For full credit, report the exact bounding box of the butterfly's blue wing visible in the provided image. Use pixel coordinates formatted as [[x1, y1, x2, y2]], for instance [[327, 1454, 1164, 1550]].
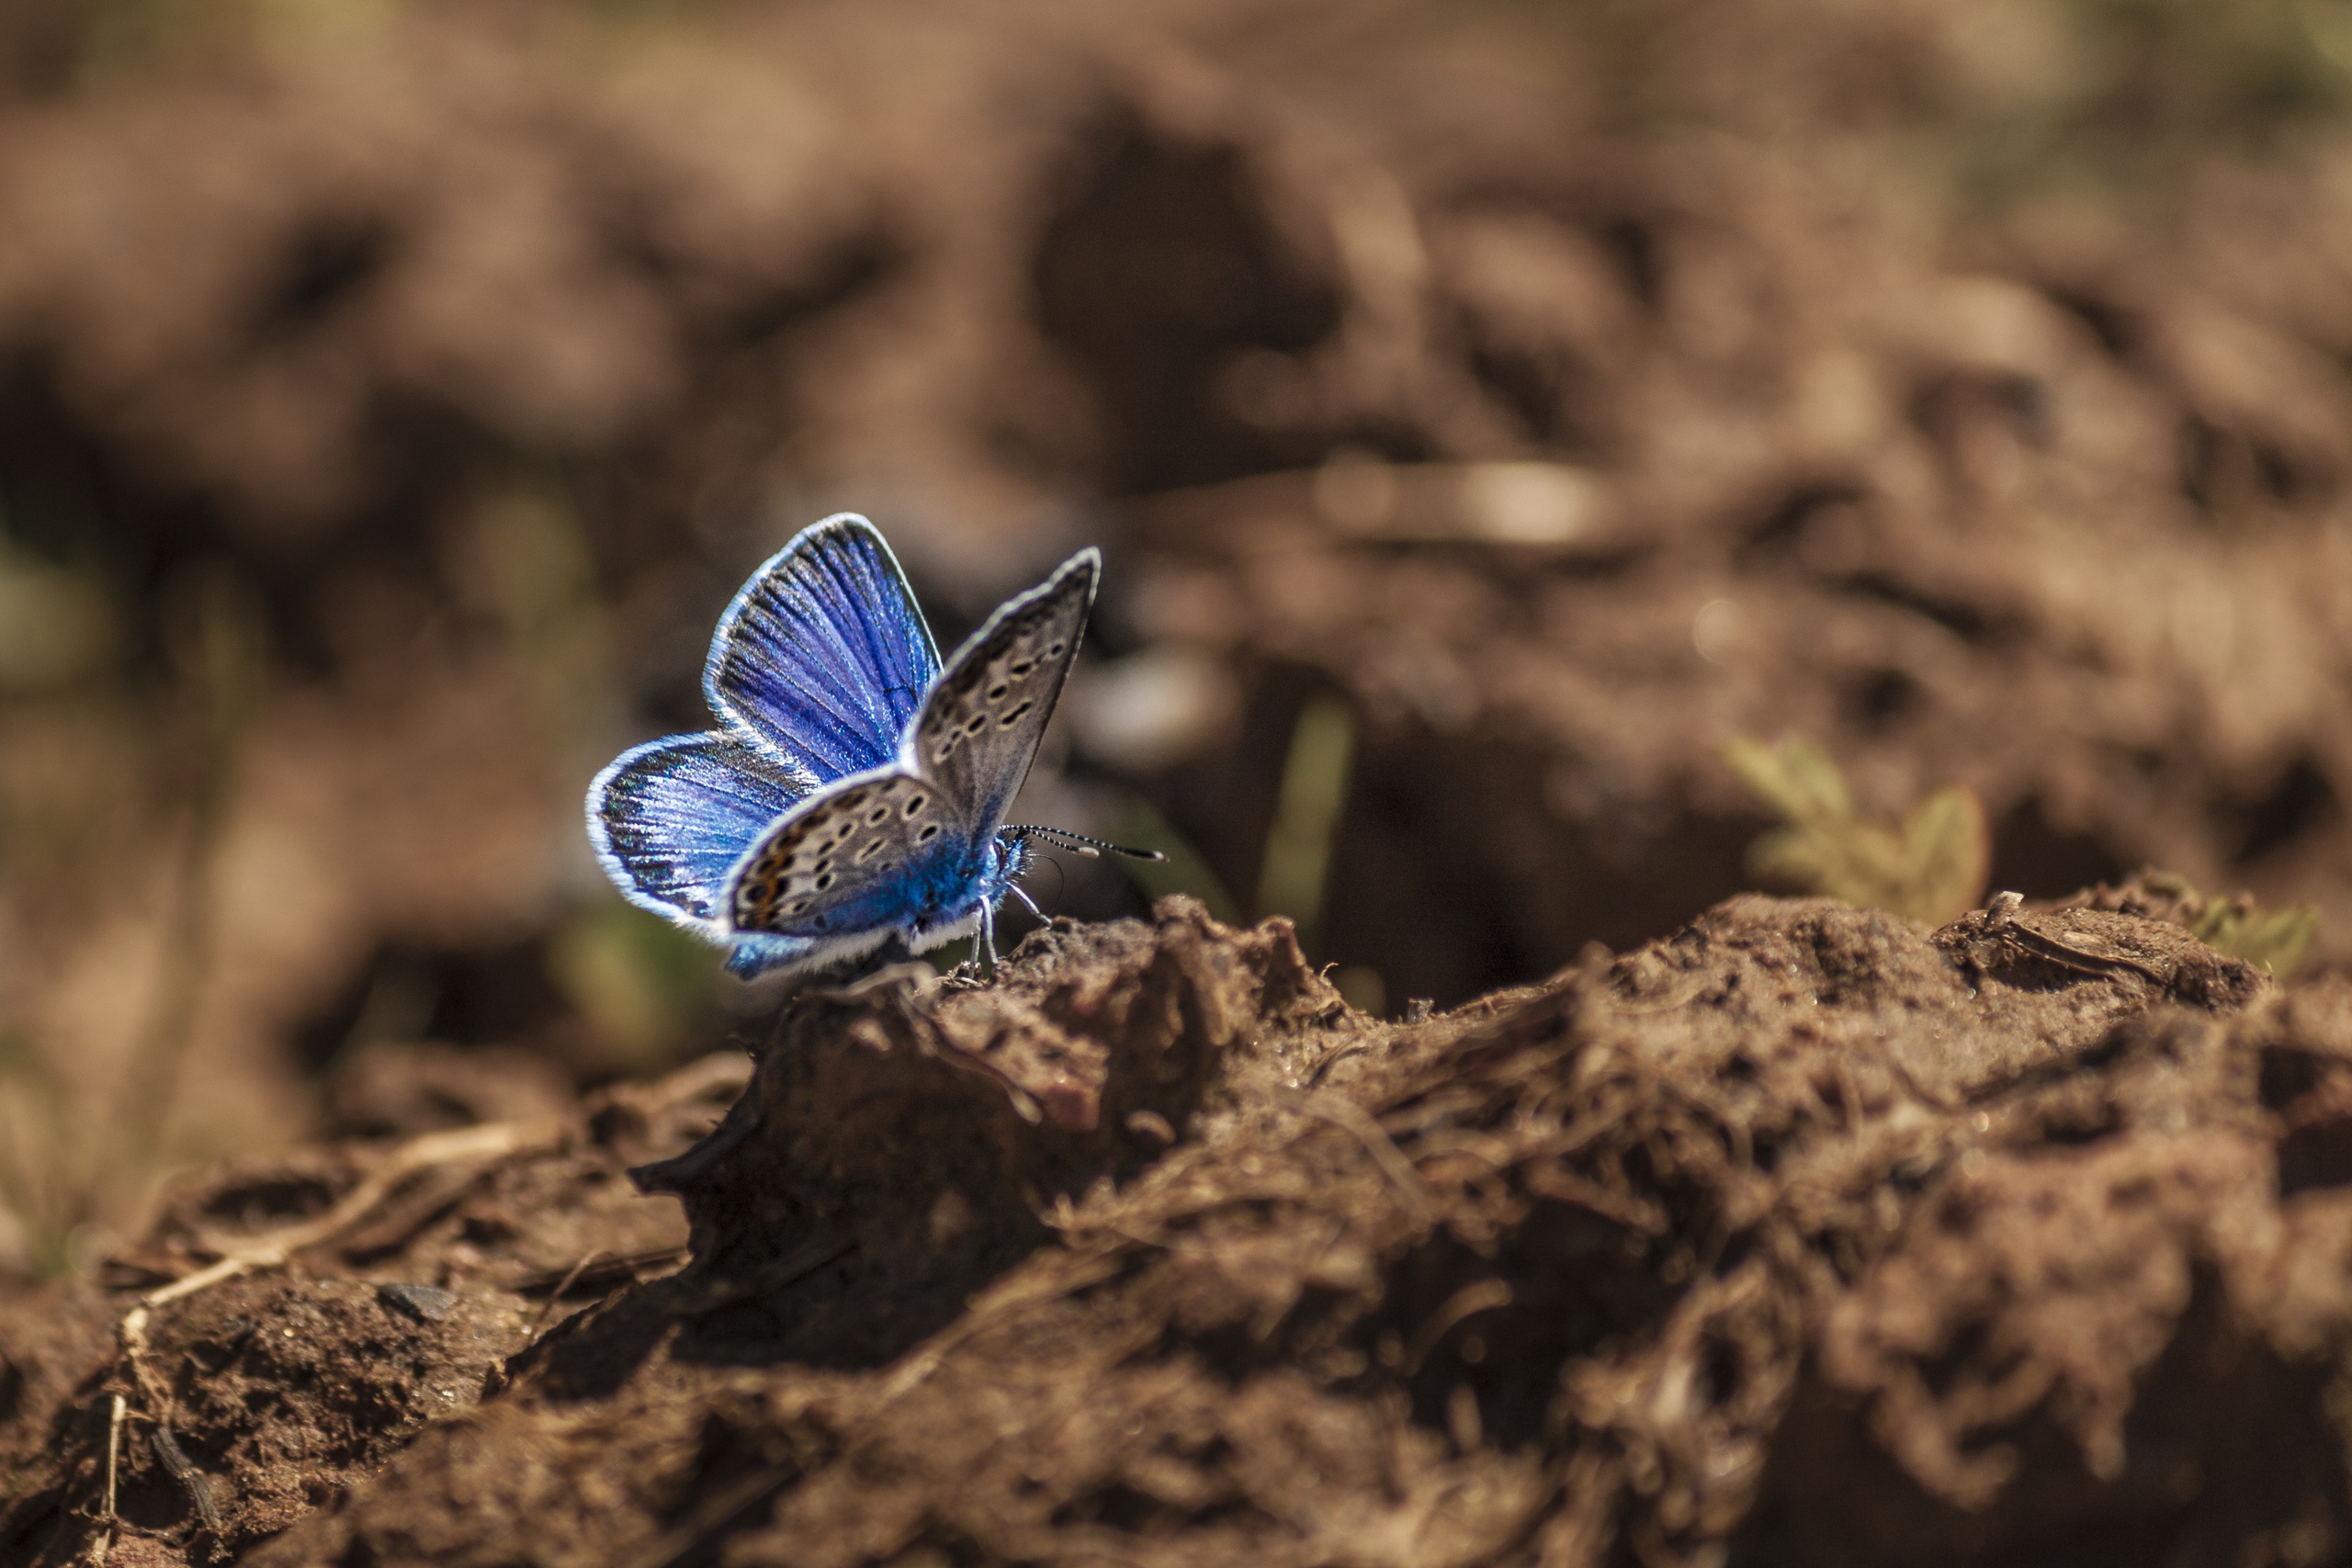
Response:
[[723, 549, 1095, 967], [592, 519, 1087, 984], [588, 731, 818, 943], [705, 514, 942, 784]]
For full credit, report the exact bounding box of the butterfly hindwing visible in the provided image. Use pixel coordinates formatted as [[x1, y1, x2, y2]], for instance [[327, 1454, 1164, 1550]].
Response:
[[911, 548, 1098, 836], [730, 769, 975, 942], [588, 732, 816, 935], [705, 514, 942, 783]]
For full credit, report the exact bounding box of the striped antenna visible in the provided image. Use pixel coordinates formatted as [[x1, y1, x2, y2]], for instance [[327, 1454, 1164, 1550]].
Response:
[[1001, 824, 1167, 862]]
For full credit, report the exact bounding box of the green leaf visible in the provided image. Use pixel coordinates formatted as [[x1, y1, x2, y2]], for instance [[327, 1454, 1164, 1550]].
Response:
[[546, 902, 722, 1073], [1745, 822, 1838, 890], [1893, 785, 1991, 927], [2189, 897, 2319, 976], [1727, 736, 1987, 926], [1722, 735, 1852, 825], [1102, 793, 1244, 927], [1777, 736, 1857, 823], [1257, 696, 1356, 950]]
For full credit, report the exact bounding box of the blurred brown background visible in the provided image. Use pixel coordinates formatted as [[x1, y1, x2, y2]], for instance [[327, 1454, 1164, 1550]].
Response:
[[6, 0, 2352, 1275]]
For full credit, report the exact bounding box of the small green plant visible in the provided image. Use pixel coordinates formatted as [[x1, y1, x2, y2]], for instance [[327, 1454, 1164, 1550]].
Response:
[[0, 1026, 81, 1279], [2192, 897, 2319, 976], [1094, 697, 1378, 1010], [1102, 794, 1243, 927], [546, 901, 725, 1075], [1258, 696, 1356, 952], [1724, 735, 1989, 927], [2136, 870, 2318, 976]]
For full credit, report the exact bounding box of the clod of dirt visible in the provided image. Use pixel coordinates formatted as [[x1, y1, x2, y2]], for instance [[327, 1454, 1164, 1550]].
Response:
[[16, 892, 2352, 1566], [0, 1056, 748, 1562], [605, 904, 1362, 1375], [0, 1272, 535, 1562]]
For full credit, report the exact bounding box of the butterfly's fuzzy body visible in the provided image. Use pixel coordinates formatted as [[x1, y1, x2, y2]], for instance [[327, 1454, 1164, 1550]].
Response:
[[585, 513, 1087, 980]]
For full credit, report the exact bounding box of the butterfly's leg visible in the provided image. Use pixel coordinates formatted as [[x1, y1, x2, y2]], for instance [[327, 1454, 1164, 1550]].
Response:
[[977, 902, 999, 978]]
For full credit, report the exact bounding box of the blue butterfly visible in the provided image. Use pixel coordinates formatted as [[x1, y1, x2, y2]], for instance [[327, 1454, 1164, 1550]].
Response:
[[587, 513, 1145, 979]]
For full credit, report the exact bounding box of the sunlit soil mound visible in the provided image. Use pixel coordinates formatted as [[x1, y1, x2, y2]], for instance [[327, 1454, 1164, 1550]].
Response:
[[10, 894, 2352, 1566]]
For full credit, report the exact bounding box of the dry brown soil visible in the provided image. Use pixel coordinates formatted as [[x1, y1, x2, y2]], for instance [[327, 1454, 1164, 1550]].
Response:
[[10, 889, 2352, 1565]]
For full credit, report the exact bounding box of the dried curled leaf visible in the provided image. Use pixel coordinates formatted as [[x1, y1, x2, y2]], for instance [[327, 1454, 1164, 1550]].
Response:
[[1725, 737, 1989, 927]]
